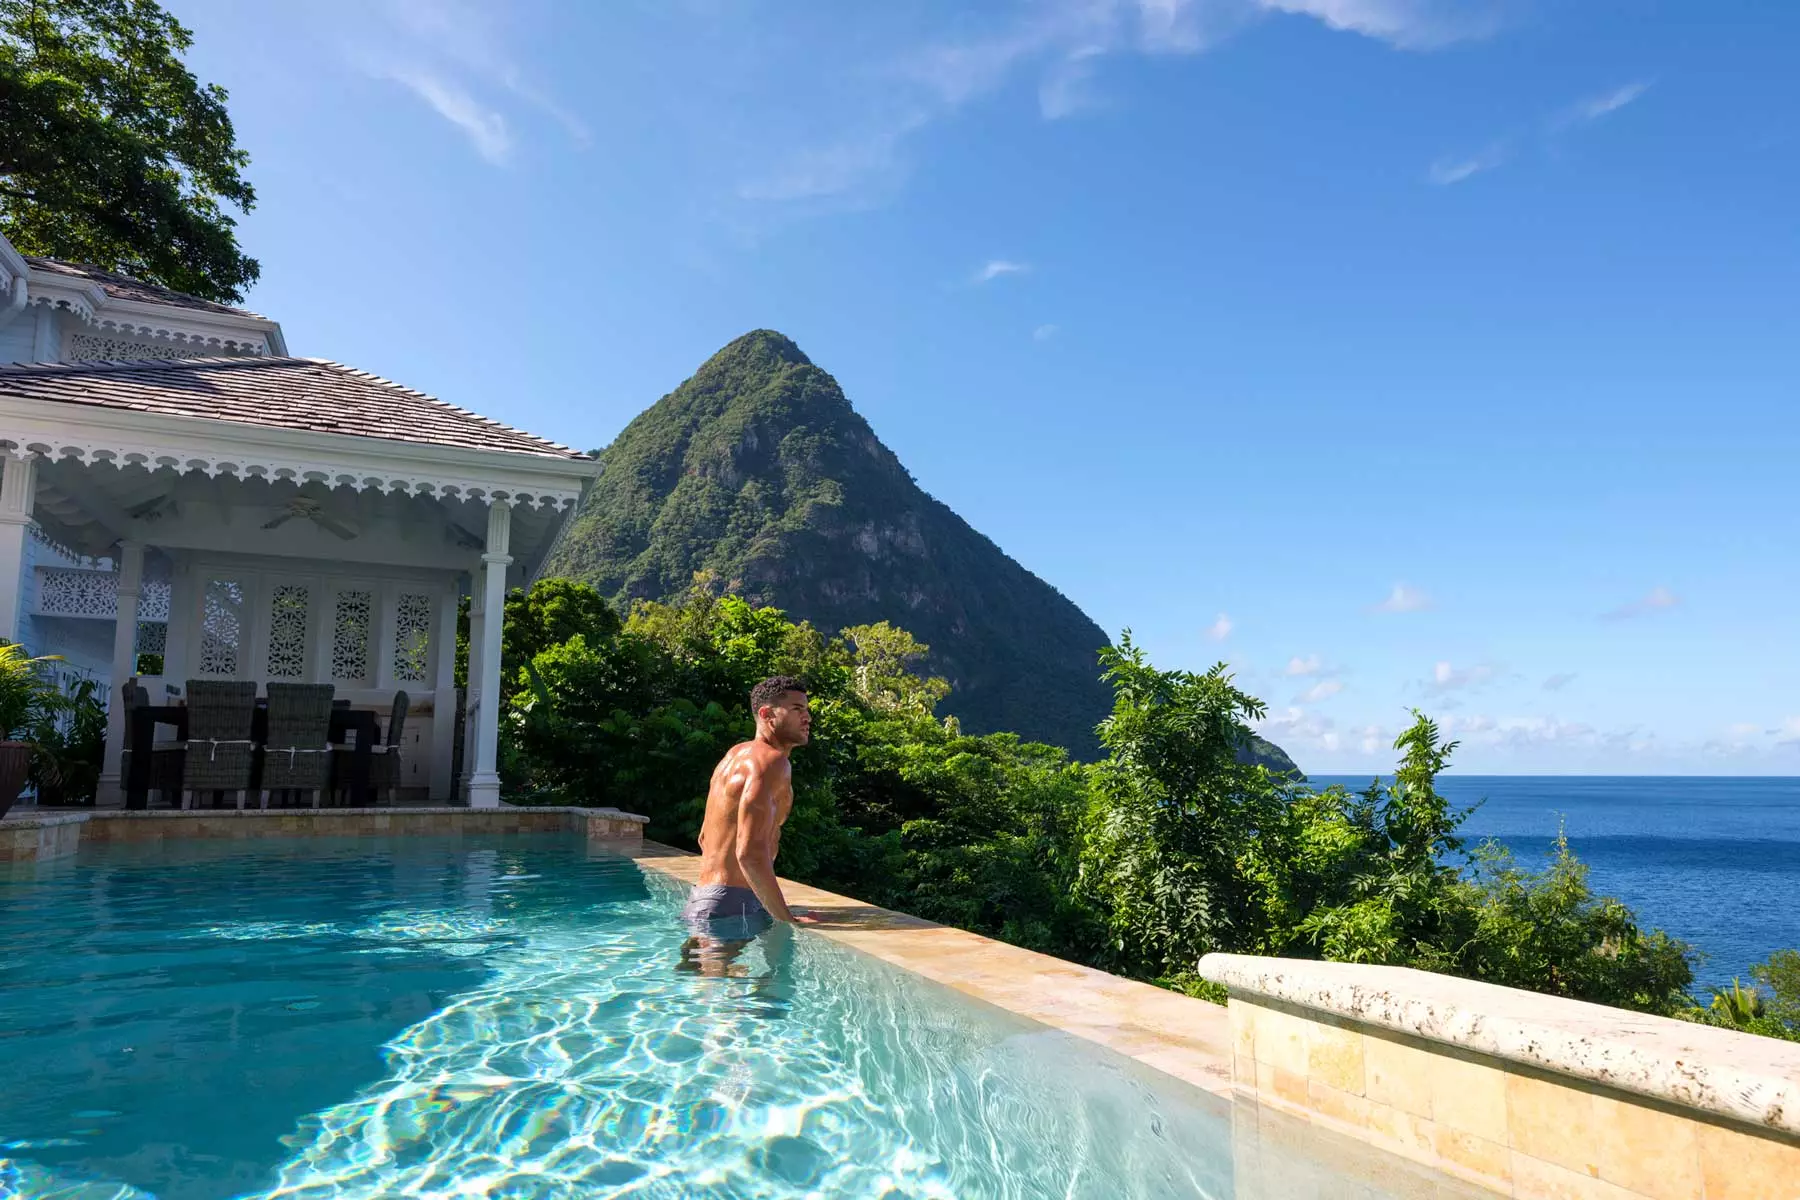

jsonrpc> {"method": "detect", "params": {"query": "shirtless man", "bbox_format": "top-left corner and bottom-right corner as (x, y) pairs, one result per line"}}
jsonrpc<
(679, 675), (819, 943)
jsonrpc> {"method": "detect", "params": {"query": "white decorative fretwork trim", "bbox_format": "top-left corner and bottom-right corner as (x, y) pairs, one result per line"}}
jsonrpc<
(0, 404), (592, 511)
(68, 332), (237, 362)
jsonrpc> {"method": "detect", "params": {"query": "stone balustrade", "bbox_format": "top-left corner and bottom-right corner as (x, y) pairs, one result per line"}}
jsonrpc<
(1201, 952), (1800, 1199)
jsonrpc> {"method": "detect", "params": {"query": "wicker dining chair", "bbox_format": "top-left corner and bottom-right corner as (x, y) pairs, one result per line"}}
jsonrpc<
(330, 690), (408, 806)
(119, 679), (184, 808)
(261, 683), (336, 809)
(180, 680), (258, 809)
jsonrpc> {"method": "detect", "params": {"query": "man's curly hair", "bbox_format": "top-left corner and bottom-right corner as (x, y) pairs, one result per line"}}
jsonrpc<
(750, 675), (807, 716)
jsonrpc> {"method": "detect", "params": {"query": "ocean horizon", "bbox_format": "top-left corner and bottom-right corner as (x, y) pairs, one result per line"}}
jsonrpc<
(1307, 775), (1800, 992)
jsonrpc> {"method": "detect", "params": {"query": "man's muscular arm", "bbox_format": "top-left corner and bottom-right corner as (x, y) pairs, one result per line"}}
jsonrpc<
(734, 761), (799, 923)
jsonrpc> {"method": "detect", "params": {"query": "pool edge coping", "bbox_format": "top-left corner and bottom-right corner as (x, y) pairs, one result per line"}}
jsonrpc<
(617, 838), (1237, 1101)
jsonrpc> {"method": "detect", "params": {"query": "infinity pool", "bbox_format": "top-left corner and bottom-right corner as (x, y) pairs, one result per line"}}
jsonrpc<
(0, 837), (1477, 1198)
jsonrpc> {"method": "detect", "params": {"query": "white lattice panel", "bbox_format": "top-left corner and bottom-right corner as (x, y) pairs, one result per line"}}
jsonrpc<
(35, 568), (116, 618)
(199, 578), (244, 676)
(134, 621), (167, 656)
(266, 584), (311, 679)
(139, 580), (171, 621)
(392, 592), (432, 683)
(331, 590), (372, 684)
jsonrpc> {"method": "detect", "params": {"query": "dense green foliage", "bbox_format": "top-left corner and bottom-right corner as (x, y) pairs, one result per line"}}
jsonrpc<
(546, 329), (1248, 766)
(1682, 950), (1800, 1043)
(496, 578), (1750, 1026)
(0, 0), (258, 302)
(0, 644), (106, 804)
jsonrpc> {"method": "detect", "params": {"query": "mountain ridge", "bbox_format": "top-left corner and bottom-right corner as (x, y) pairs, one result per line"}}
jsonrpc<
(549, 329), (1298, 772)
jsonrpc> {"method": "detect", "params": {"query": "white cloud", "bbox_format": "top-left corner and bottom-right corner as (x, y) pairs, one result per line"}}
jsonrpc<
(737, 129), (913, 202)
(1562, 81), (1652, 126)
(387, 69), (511, 163)
(1286, 654), (1324, 677)
(1372, 583), (1432, 613)
(1600, 586), (1680, 622)
(1427, 661), (1498, 694)
(975, 259), (1030, 283)
(1033, 323), (1061, 341)
(1257, 0), (1504, 50)
(1541, 672), (1577, 691)
(1258, 708), (1393, 759)
(1429, 141), (1508, 185)
(1206, 612), (1234, 641)
(349, 0), (586, 164)
(1775, 718), (1800, 746)
(743, 0), (1501, 203)
(1298, 679), (1344, 703)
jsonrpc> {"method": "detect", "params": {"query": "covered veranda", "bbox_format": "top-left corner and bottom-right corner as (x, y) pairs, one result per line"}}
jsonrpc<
(0, 356), (597, 807)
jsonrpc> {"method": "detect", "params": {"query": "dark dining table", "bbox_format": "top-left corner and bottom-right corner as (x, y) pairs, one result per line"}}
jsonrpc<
(124, 703), (379, 810)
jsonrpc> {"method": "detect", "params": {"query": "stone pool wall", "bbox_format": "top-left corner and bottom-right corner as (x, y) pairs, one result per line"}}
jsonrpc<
(0, 811), (85, 863)
(1201, 952), (1800, 1200)
(0, 805), (645, 863)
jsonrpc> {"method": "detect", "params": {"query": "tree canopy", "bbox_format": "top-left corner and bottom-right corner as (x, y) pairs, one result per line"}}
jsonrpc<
(490, 576), (1764, 1028)
(0, 0), (258, 302)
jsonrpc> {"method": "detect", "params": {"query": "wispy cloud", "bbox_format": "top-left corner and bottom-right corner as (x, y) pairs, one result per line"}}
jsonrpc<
(350, 0), (586, 165)
(743, 0), (1504, 204)
(1207, 612), (1234, 641)
(1426, 660), (1498, 694)
(1033, 323), (1061, 342)
(975, 259), (1030, 283)
(1372, 583), (1433, 613)
(1258, 707), (1392, 757)
(1774, 717), (1800, 746)
(387, 68), (511, 163)
(1286, 654), (1325, 677)
(1298, 678), (1344, 703)
(737, 130), (914, 202)
(1258, 0), (1505, 51)
(1429, 141), (1508, 185)
(1541, 672), (1578, 692)
(1559, 81), (1652, 127)
(1600, 586), (1680, 622)
(1429, 78), (1651, 186)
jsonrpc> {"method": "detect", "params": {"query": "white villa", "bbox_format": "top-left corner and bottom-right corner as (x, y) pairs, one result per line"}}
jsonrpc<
(0, 233), (597, 807)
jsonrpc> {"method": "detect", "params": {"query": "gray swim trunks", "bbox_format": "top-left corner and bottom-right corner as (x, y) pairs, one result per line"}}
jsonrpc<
(682, 883), (771, 938)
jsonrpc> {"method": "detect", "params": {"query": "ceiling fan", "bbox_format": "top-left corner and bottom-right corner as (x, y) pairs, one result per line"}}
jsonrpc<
(262, 497), (357, 540)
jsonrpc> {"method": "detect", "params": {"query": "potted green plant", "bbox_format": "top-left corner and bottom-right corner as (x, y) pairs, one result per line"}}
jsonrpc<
(29, 674), (106, 807)
(0, 643), (65, 820)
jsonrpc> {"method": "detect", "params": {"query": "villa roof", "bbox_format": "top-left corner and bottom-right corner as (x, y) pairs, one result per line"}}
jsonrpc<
(0, 356), (590, 461)
(24, 256), (269, 320)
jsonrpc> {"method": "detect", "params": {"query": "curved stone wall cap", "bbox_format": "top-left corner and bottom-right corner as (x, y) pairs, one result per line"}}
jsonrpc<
(1199, 952), (1800, 1138)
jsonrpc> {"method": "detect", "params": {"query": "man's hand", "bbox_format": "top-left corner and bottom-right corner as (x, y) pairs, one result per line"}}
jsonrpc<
(793, 911), (822, 925)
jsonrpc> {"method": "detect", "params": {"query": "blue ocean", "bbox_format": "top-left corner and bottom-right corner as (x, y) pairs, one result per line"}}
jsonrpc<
(1309, 775), (1800, 991)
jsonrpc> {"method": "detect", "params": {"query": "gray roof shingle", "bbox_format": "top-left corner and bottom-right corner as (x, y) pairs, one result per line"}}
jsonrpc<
(25, 257), (271, 320)
(0, 356), (590, 461)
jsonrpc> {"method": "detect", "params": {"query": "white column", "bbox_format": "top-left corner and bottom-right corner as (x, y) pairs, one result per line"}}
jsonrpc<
(162, 559), (194, 693)
(460, 582), (484, 787)
(0, 452), (39, 643)
(465, 501), (511, 808)
(428, 586), (458, 801)
(96, 540), (144, 805)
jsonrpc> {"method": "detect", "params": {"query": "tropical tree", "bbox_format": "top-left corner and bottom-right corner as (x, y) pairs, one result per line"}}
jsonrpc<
(0, 0), (258, 301)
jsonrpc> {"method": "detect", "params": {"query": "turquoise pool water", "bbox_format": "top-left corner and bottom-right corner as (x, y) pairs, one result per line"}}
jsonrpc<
(1, 837), (1468, 1198)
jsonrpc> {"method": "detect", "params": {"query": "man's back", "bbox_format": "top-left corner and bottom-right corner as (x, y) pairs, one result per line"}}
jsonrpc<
(696, 739), (791, 890)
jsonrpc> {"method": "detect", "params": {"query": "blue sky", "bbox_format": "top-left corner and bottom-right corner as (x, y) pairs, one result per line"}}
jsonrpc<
(172, 0), (1797, 774)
